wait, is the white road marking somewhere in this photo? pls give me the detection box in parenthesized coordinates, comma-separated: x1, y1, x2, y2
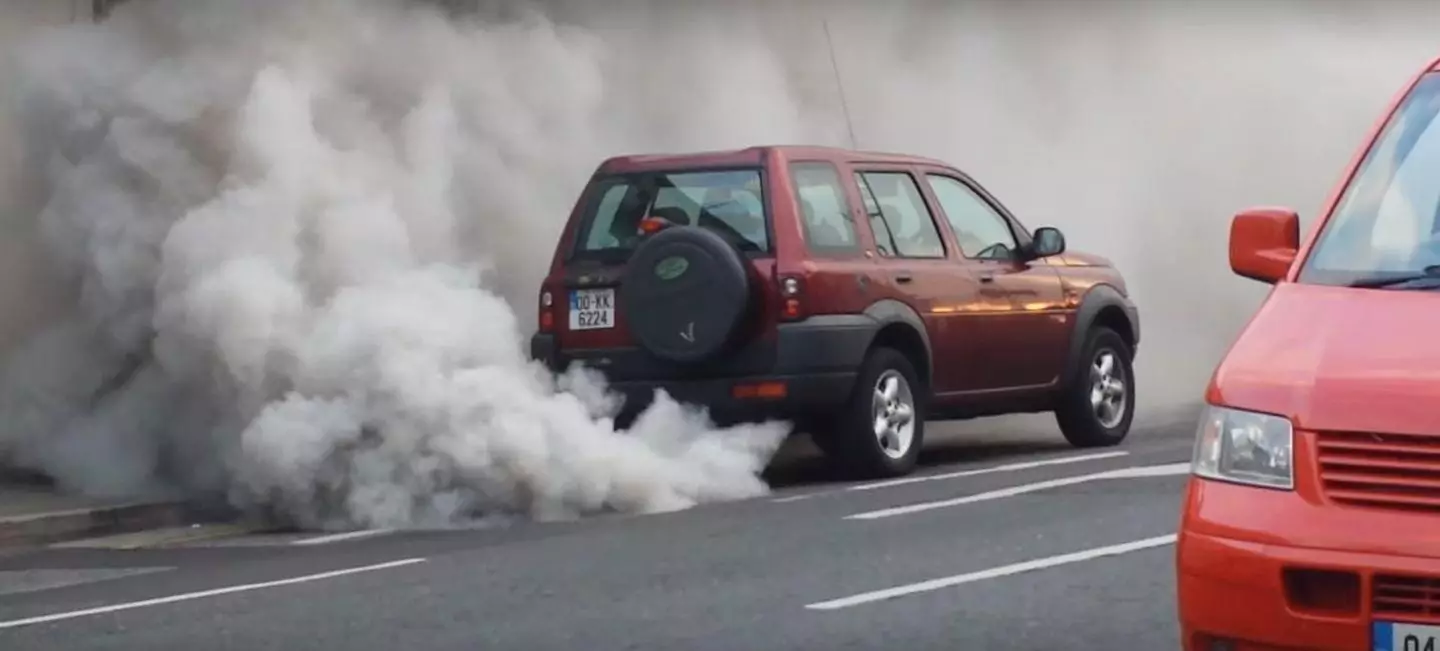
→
(804, 534, 1178, 610)
(848, 451, 1130, 492)
(292, 529, 395, 546)
(845, 462, 1192, 520)
(771, 493, 823, 504)
(768, 450, 1130, 504)
(0, 558, 427, 631)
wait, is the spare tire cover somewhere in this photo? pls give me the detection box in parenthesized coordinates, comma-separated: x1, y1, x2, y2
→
(620, 226, 752, 363)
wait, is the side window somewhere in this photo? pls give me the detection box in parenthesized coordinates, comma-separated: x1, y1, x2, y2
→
(926, 175, 1019, 260)
(791, 162, 860, 254)
(854, 173, 897, 256)
(855, 171, 946, 259)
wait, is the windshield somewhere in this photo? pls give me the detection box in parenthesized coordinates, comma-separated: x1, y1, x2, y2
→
(571, 168, 769, 260)
(1300, 72, 1440, 286)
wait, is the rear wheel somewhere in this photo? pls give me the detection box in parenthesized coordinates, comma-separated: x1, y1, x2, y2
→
(818, 347, 925, 479)
(1055, 327, 1135, 448)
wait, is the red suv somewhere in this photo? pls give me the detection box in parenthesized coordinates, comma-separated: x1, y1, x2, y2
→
(529, 146, 1141, 478)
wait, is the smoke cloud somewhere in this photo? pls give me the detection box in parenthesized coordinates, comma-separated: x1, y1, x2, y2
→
(0, 0, 1434, 527)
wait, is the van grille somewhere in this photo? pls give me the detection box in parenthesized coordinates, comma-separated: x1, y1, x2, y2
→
(1374, 574, 1440, 621)
(1315, 431, 1440, 512)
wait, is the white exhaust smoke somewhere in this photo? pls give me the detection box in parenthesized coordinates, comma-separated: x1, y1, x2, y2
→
(0, 0, 794, 529)
(1, 0, 1438, 527)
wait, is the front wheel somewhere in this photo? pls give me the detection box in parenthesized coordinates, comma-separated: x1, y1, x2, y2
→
(1055, 327, 1135, 448)
(818, 347, 926, 479)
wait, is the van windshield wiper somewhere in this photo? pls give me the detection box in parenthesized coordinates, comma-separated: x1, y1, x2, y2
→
(1347, 265, 1440, 289)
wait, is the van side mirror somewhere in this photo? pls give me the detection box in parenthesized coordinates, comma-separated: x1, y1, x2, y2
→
(1230, 207, 1300, 284)
(1031, 226, 1066, 258)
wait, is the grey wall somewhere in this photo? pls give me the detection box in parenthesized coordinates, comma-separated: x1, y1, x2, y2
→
(0, 0, 92, 356)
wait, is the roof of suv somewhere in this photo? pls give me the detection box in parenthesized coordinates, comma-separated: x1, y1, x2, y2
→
(596, 145, 951, 174)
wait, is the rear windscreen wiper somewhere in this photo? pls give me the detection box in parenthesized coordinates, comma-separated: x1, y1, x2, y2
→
(1347, 265, 1440, 289)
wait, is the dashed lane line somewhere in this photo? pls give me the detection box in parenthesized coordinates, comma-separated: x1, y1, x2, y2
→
(804, 534, 1178, 610)
(292, 529, 396, 546)
(843, 462, 1192, 520)
(849, 451, 1130, 491)
(769, 450, 1131, 504)
(0, 558, 428, 631)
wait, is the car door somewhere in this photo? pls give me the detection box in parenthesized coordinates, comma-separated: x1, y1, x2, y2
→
(787, 160, 877, 315)
(848, 166, 991, 395)
(920, 170, 1070, 389)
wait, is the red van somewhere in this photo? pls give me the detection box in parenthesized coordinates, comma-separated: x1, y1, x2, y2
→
(1177, 57, 1440, 650)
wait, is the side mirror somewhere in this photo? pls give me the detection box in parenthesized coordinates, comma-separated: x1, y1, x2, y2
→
(1031, 226, 1066, 258)
(1230, 207, 1300, 284)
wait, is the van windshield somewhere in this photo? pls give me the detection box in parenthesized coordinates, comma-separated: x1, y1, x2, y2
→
(571, 168, 769, 260)
(1301, 72, 1440, 286)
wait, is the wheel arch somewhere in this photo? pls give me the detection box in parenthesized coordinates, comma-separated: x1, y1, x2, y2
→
(1061, 285, 1140, 390)
(861, 299, 933, 390)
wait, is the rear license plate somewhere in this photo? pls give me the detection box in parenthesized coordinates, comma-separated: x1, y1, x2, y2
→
(1375, 621, 1440, 651)
(568, 288, 615, 331)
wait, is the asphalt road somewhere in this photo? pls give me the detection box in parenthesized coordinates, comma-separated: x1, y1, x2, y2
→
(0, 408, 1199, 651)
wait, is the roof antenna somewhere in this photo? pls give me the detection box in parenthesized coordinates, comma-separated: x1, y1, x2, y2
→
(822, 18, 860, 150)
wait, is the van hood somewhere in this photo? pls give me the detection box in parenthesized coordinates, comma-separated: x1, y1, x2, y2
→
(1212, 282, 1440, 435)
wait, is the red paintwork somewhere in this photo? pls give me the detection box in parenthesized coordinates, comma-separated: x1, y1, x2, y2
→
(1050, 250, 1116, 268)
(540, 145, 1128, 405)
(1209, 283, 1440, 435)
(1177, 56, 1440, 650)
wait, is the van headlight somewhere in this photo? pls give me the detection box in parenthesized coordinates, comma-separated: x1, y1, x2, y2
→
(1191, 405, 1294, 490)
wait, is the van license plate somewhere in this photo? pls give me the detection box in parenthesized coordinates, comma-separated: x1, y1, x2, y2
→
(1375, 621, 1440, 651)
(568, 288, 615, 331)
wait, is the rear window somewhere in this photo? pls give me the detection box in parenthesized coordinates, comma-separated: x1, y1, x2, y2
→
(572, 168, 769, 259)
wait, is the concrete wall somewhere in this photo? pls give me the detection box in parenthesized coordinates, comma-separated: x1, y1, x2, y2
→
(0, 0, 93, 356)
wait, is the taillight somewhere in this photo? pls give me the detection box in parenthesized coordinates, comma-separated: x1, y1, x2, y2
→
(638, 216, 670, 235)
(779, 275, 805, 321)
(538, 288, 555, 333)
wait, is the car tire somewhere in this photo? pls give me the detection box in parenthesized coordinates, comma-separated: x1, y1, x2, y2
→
(819, 347, 926, 479)
(619, 225, 753, 364)
(1055, 326, 1135, 448)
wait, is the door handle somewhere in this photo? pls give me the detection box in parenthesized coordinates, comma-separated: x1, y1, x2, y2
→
(895, 272, 913, 284)
(978, 272, 995, 283)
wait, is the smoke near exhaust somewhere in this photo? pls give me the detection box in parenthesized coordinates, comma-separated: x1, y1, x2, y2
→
(0, 0, 1435, 526)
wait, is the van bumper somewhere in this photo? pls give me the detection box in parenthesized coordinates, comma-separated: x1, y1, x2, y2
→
(1177, 476, 1440, 651)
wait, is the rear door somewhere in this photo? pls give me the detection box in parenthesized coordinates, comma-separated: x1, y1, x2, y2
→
(555, 167, 779, 377)
(787, 160, 875, 315)
(849, 166, 991, 395)
(920, 169, 1070, 388)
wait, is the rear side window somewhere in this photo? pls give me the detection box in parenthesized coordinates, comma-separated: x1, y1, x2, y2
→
(855, 171, 946, 259)
(574, 169, 768, 259)
(791, 162, 860, 254)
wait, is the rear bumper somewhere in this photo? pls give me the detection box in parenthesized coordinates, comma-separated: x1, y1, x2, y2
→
(529, 315, 875, 425)
(1177, 477, 1440, 651)
(605, 371, 857, 426)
